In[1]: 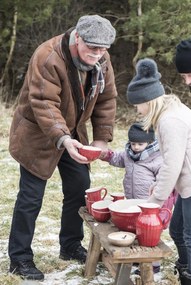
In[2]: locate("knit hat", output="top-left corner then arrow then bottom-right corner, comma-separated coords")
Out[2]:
175,39 -> 191,73
127,58 -> 165,104
76,15 -> 116,48
128,123 -> 155,142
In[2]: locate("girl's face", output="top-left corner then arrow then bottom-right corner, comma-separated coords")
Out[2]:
130,142 -> 148,153
134,102 -> 150,117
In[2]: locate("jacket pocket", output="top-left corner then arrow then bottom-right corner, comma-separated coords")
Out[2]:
9,118 -> 62,179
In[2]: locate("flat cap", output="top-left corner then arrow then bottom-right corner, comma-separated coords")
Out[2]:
76,15 -> 116,48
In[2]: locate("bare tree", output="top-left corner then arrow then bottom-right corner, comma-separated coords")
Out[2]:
132,0 -> 143,69
0,4 -> 17,104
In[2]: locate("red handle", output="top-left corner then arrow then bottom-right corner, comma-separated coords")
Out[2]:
100,187 -> 107,199
159,207 -> 172,229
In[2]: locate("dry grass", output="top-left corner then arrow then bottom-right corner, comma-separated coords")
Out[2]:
0,104 -> 179,284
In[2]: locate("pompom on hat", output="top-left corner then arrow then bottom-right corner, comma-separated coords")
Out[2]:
76,15 -> 116,48
127,58 -> 165,105
175,39 -> 191,73
128,122 -> 155,143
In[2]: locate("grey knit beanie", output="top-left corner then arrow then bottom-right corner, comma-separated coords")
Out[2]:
76,15 -> 116,48
127,58 -> 165,105
128,123 -> 155,142
175,39 -> 191,73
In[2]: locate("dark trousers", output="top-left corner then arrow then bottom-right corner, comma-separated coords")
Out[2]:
169,195 -> 191,274
8,151 -> 90,261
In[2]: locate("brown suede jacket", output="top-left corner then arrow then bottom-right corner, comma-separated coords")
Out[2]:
9,28 -> 117,179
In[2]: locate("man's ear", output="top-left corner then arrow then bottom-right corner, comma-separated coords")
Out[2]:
75,32 -> 79,45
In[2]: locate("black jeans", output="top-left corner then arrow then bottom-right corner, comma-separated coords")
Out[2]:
8,151 -> 90,261
169,195 -> 191,274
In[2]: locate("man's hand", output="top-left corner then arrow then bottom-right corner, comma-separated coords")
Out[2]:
90,140 -> 108,159
90,140 -> 108,150
63,137 -> 89,164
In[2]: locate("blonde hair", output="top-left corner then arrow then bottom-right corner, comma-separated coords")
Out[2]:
141,94 -> 181,131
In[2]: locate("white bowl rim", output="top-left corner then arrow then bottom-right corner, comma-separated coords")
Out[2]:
108,231 -> 136,245
81,146 -> 102,151
108,231 -> 136,240
110,192 -> 125,197
137,202 -> 160,208
92,200 -> 113,209
108,199 -> 146,213
92,209 -> 110,214
85,186 -> 106,193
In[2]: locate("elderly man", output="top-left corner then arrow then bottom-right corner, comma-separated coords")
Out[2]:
8,15 -> 117,280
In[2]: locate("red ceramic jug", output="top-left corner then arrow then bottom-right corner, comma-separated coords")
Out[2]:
136,203 -> 172,247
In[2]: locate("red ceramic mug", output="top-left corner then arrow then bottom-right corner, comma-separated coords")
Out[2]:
110,192 -> 125,202
85,186 -> 107,202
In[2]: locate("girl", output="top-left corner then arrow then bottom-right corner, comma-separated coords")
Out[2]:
127,58 -> 191,285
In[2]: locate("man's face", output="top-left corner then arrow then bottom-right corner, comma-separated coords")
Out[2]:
75,33 -> 107,66
180,73 -> 191,86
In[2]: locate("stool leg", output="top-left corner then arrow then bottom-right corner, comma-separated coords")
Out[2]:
135,276 -> 142,285
139,263 -> 155,285
84,233 -> 101,278
114,263 -> 134,285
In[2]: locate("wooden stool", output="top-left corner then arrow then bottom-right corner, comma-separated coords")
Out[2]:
79,206 -> 173,285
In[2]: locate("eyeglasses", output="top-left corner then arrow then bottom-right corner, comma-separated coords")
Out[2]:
79,37 -> 107,52
85,44 -> 107,52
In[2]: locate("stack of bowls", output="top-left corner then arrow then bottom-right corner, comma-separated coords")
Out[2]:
85,186 -> 109,215
91,200 -> 112,222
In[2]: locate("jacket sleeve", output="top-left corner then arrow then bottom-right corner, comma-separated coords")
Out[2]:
91,52 -> 117,142
27,46 -> 71,145
109,150 -> 126,168
152,153 -> 163,177
148,117 -> 188,206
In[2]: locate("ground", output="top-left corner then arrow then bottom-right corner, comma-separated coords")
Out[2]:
0,105 -> 180,284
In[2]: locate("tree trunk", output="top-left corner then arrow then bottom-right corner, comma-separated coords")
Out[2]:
0,4 -> 18,103
132,0 -> 143,70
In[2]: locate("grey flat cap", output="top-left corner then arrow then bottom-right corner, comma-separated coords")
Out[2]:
76,15 -> 116,48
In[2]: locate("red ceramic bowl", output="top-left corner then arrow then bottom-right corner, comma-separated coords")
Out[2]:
108,199 -> 146,233
91,200 -> 113,212
110,211 -> 140,233
79,146 -> 102,161
85,195 -> 88,208
91,208 -> 111,222
85,196 -> 95,215
110,192 -> 125,202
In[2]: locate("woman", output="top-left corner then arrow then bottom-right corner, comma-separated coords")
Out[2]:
126,58 -> 191,285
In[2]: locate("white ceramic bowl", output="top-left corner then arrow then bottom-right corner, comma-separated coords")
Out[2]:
108,231 -> 136,246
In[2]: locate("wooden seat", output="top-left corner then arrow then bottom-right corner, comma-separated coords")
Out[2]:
79,206 -> 173,285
